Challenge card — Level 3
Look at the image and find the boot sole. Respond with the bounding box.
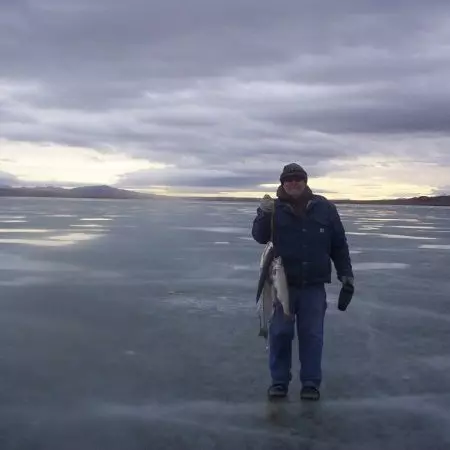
[300,389,320,401]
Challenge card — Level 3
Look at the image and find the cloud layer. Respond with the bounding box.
[1,0,450,198]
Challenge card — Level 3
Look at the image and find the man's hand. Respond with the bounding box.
[341,276,354,287]
[259,194,274,213]
[338,276,354,311]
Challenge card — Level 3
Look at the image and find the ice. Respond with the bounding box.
[0,276,52,287]
[348,231,437,240]
[389,225,439,229]
[173,226,249,233]
[376,233,437,240]
[0,253,78,272]
[353,262,410,270]
[70,224,105,228]
[49,232,103,242]
[0,215,26,219]
[48,214,77,218]
[0,197,449,449]
[0,228,50,233]
[0,232,103,246]
[231,264,257,271]
[419,244,450,250]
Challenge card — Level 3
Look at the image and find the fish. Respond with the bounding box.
[271,256,290,316]
[256,241,291,347]
[256,242,274,341]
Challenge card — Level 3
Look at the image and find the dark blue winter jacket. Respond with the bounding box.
[252,190,353,286]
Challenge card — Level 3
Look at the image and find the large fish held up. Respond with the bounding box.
[256,241,291,347]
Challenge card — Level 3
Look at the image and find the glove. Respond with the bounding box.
[341,276,354,286]
[338,276,354,311]
[259,194,274,213]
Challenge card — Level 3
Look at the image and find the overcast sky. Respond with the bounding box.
[1,0,450,199]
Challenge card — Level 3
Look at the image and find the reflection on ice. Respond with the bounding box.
[358,226,382,231]
[70,224,105,228]
[0,215,26,219]
[175,226,249,234]
[80,218,112,221]
[232,264,256,271]
[47,214,77,218]
[389,225,438,230]
[348,231,436,240]
[0,232,102,247]
[353,262,410,270]
[0,228,49,233]
[356,218,421,222]
[49,233,102,242]
[419,244,450,250]
[378,233,436,240]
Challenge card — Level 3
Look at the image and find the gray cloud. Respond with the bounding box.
[1,0,450,194]
[120,166,282,190]
[0,169,87,188]
[432,186,450,196]
[0,170,20,186]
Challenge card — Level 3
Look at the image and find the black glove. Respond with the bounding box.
[338,277,354,311]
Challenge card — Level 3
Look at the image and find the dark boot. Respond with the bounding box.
[300,385,320,401]
[267,384,288,399]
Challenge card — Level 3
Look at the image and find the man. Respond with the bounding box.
[252,163,354,401]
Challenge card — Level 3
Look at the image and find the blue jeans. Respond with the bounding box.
[268,284,327,388]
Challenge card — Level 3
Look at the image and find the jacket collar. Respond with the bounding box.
[276,184,316,215]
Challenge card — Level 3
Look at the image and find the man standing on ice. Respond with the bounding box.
[252,163,354,401]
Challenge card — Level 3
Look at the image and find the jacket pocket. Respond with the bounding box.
[308,216,331,251]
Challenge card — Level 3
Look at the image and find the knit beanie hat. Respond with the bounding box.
[279,163,308,183]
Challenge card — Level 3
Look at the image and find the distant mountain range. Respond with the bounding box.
[0,185,449,206]
[332,195,450,206]
[0,185,154,200]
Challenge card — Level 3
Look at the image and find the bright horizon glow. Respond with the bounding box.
[0,140,169,185]
[1,142,448,200]
[134,179,438,200]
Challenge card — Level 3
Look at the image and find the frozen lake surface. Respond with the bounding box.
[0,197,450,449]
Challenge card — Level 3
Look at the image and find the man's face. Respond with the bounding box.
[282,175,306,198]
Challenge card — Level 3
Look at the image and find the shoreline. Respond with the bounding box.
[1,185,449,206]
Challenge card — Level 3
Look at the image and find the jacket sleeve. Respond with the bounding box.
[251,208,272,244]
[329,203,354,280]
